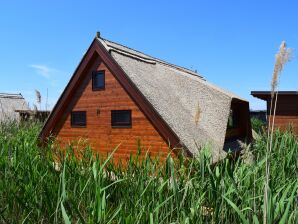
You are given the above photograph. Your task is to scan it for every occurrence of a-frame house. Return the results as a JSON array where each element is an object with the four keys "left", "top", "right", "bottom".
[{"left": 40, "top": 33, "right": 251, "bottom": 162}]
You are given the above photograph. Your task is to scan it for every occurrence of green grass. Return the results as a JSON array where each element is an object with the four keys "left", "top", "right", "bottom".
[
  {"left": 251, "top": 117, "right": 266, "bottom": 134},
  {"left": 0, "top": 122, "right": 297, "bottom": 223}
]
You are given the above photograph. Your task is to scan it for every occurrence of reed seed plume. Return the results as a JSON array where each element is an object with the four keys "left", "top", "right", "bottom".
[
  {"left": 35, "top": 89, "right": 41, "bottom": 104},
  {"left": 271, "top": 41, "right": 292, "bottom": 97},
  {"left": 35, "top": 89, "right": 42, "bottom": 111}
]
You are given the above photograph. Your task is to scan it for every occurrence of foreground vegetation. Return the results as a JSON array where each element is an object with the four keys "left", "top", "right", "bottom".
[{"left": 0, "top": 122, "right": 297, "bottom": 223}]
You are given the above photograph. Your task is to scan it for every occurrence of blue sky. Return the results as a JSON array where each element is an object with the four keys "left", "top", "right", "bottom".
[{"left": 0, "top": 0, "right": 297, "bottom": 110}]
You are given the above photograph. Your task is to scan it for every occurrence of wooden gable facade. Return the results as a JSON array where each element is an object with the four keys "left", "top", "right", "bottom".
[{"left": 40, "top": 39, "right": 182, "bottom": 160}]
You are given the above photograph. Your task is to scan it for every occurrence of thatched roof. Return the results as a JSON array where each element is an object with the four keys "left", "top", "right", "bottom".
[
  {"left": 0, "top": 93, "right": 29, "bottom": 122},
  {"left": 97, "top": 37, "right": 247, "bottom": 161}
]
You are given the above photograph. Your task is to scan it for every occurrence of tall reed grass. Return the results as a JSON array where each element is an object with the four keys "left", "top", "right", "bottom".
[
  {"left": 0, "top": 122, "right": 297, "bottom": 223},
  {"left": 264, "top": 41, "right": 292, "bottom": 223}
]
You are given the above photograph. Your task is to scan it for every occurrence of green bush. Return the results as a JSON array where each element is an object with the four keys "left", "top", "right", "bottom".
[
  {"left": 251, "top": 117, "right": 266, "bottom": 134},
  {"left": 0, "top": 122, "right": 297, "bottom": 223}
]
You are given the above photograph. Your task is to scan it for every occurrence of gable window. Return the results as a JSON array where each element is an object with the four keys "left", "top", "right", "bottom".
[
  {"left": 71, "top": 111, "right": 86, "bottom": 127},
  {"left": 111, "top": 110, "right": 132, "bottom": 128},
  {"left": 92, "top": 70, "right": 105, "bottom": 90},
  {"left": 227, "top": 109, "right": 237, "bottom": 129}
]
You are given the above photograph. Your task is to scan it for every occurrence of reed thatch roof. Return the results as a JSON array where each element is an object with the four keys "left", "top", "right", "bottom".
[
  {"left": 0, "top": 93, "right": 29, "bottom": 122},
  {"left": 97, "top": 37, "right": 247, "bottom": 161}
]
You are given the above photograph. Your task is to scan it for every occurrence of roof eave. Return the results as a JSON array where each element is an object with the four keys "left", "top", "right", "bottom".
[{"left": 251, "top": 91, "right": 271, "bottom": 101}]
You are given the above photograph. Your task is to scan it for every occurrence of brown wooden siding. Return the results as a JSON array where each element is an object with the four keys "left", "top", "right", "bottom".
[
  {"left": 268, "top": 116, "right": 298, "bottom": 133},
  {"left": 53, "top": 57, "right": 171, "bottom": 161},
  {"left": 266, "top": 95, "right": 298, "bottom": 116},
  {"left": 265, "top": 95, "right": 298, "bottom": 134}
]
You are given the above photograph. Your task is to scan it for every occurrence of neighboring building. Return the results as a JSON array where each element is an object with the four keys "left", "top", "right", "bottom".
[
  {"left": 251, "top": 91, "right": 298, "bottom": 134},
  {"left": 40, "top": 33, "right": 252, "bottom": 162},
  {"left": 0, "top": 93, "right": 29, "bottom": 122},
  {"left": 16, "top": 109, "right": 51, "bottom": 122}
]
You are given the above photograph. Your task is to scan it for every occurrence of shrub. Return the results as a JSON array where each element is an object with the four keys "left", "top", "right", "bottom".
[{"left": 251, "top": 117, "right": 266, "bottom": 134}]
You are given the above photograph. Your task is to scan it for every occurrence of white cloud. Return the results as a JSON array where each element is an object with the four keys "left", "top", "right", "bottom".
[{"left": 29, "top": 64, "right": 59, "bottom": 78}]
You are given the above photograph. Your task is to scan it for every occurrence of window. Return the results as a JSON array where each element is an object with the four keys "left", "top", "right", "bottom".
[
  {"left": 227, "top": 109, "right": 237, "bottom": 129},
  {"left": 92, "top": 71, "right": 105, "bottom": 90},
  {"left": 111, "top": 110, "right": 132, "bottom": 128},
  {"left": 71, "top": 111, "right": 86, "bottom": 127}
]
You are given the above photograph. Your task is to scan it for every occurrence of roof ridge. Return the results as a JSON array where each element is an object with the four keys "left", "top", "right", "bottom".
[
  {"left": 102, "top": 38, "right": 157, "bottom": 60},
  {"left": 0, "top": 93, "right": 23, "bottom": 99},
  {"left": 100, "top": 37, "right": 203, "bottom": 78},
  {"left": 109, "top": 48, "right": 156, "bottom": 64}
]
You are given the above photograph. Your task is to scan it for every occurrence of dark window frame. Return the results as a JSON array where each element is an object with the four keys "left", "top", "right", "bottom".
[
  {"left": 111, "top": 110, "right": 132, "bottom": 128},
  {"left": 92, "top": 70, "right": 105, "bottom": 91},
  {"left": 71, "top": 111, "right": 87, "bottom": 127}
]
